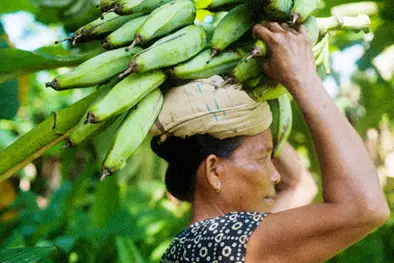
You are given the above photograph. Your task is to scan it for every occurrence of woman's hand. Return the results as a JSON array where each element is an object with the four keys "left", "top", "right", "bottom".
[
  {"left": 270, "top": 142, "right": 318, "bottom": 212},
  {"left": 252, "top": 22, "right": 317, "bottom": 93}
]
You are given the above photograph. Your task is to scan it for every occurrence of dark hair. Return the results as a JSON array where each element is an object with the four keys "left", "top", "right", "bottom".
[{"left": 151, "top": 134, "right": 243, "bottom": 202}]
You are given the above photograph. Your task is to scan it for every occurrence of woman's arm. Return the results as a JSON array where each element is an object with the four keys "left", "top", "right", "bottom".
[
  {"left": 270, "top": 142, "right": 318, "bottom": 213},
  {"left": 246, "top": 22, "right": 390, "bottom": 263}
]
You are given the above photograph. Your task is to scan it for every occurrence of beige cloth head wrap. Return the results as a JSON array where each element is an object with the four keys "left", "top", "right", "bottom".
[{"left": 150, "top": 76, "right": 272, "bottom": 140}]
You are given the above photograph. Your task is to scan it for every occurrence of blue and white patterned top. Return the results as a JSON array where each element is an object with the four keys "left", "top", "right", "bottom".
[{"left": 161, "top": 212, "right": 269, "bottom": 263}]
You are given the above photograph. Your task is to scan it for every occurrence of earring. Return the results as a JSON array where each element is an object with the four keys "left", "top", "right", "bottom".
[
  {"left": 215, "top": 187, "right": 221, "bottom": 194},
  {"left": 273, "top": 178, "right": 280, "bottom": 185}
]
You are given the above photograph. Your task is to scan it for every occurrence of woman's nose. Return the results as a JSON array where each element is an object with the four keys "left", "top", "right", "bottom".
[{"left": 271, "top": 166, "right": 281, "bottom": 185}]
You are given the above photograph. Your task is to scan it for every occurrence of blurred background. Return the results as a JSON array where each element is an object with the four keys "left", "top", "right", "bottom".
[{"left": 0, "top": 0, "right": 394, "bottom": 262}]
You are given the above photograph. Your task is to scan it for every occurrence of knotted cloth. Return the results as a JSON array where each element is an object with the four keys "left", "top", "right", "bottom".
[{"left": 150, "top": 76, "right": 272, "bottom": 140}]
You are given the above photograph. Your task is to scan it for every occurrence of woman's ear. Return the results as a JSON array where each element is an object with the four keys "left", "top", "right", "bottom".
[{"left": 204, "top": 154, "right": 222, "bottom": 193}]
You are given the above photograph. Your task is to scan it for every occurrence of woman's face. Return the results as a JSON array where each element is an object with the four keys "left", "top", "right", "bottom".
[{"left": 219, "top": 129, "right": 280, "bottom": 212}]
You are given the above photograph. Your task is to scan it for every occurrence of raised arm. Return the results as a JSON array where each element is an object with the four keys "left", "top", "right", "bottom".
[
  {"left": 246, "top": 22, "right": 390, "bottom": 263},
  {"left": 270, "top": 142, "right": 318, "bottom": 213}
]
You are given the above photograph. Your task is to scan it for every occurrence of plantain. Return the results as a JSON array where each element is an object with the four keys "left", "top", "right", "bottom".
[
  {"left": 170, "top": 48, "right": 244, "bottom": 79},
  {"left": 291, "top": 0, "right": 321, "bottom": 24},
  {"left": 99, "top": 0, "right": 120, "bottom": 12},
  {"left": 101, "top": 89, "right": 164, "bottom": 180},
  {"left": 206, "top": 0, "right": 243, "bottom": 12},
  {"left": 247, "top": 78, "right": 288, "bottom": 102},
  {"left": 86, "top": 70, "right": 166, "bottom": 123},
  {"left": 46, "top": 47, "right": 142, "bottom": 90},
  {"left": 264, "top": 0, "right": 293, "bottom": 21},
  {"left": 113, "top": 0, "right": 174, "bottom": 15},
  {"left": 102, "top": 15, "right": 148, "bottom": 49},
  {"left": 227, "top": 56, "right": 262, "bottom": 84},
  {"left": 63, "top": 79, "right": 122, "bottom": 148},
  {"left": 56, "top": 12, "right": 143, "bottom": 45},
  {"left": 210, "top": 4, "right": 256, "bottom": 59},
  {"left": 126, "top": 0, "right": 196, "bottom": 50},
  {"left": 120, "top": 24, "right": 208, "bottom": 77},
  {"left": 268, "top": 93, "right": 293, "bottom": 158}
]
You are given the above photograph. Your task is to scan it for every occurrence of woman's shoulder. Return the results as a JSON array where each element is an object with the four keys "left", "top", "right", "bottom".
[{"left": 161, "top": 212, "right": 269, "bottom": 262}]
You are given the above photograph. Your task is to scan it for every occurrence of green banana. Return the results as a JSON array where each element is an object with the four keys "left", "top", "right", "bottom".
[
  {"left": 102, "top": 15, "right": 148, "bottom": 49},
  {"left": 56, "top": 12, "right": 142, "bottom": 45},
  {"left": 206, "top": 0, "right": 243, "bottom": 12},
  {"left": 268, "top": 93, "right": 293, "bottom": 158},
  {"left": 101, "top": 89, "right": 164, "bottom": 179},
  {"left": 290, "top": 0, "right": 321, "bottom": 24},
  {"left": 46, "top": 47, "right": 142, "bottom": 90},
  {"left": 228, "top": 56, "right": 262, "bottom": 84},
  {"left": 99, "top": 0, "right": 120, "bottom": 12},
  {"left": 113, "top": 0, "right": 174, "bottom": 15},
  {"left": 170, "top": 48, "right": 244, "bottom": 79},
  {"left": 210, "top": 4, "right": 256, "bottom": 59},
  {"left": 63, "top": 79, "right": 122, "bottom": 148},
  {"left": 86, "top": 70, "right": 166, "bottom": 123},
  {"left": 264, "top": 0, "right": 293, "bottom": 20},
  {"left": 247, "top": 81, "right": 288, "bottom": 102},
  {"left": 120, "top": 24, "right": 208, "bottom": 76},
  {"left": 126, "top": 0, "right": 196, "bottom": 50}
]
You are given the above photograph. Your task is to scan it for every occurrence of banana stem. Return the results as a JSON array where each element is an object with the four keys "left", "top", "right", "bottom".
[
  {"left": 317, "top": 14, "right": 371, "bottom": 34},
  {"left": 0, "top": 92, "right": 100, "bottom": 182}
]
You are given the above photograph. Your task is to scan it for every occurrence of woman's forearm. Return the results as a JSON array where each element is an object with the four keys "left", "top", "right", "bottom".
[{"left": 291, "top": 75, "right": 388, "bottom": 220}]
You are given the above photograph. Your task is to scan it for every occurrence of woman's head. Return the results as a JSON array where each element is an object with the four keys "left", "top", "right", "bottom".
[{"left": 151, "top": 129, "right": 281, "bottom": 212}]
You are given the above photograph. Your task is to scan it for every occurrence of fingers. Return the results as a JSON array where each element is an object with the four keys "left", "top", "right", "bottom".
[
  {"left": 253, "top": 24, "right": 275, "bottom": 44},
  {"left": 261, "top": 21, "right": 285, "bottom": 33},
  {"left": 281, "top": 23, "right": 298, "bottom": 35}
]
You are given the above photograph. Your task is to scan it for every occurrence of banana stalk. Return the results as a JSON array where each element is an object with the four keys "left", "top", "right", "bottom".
[
  {"left": 86, "top": 70, "right": 166, "bottom": 123},
  {"left": 317, "top": 14, "right": 371, "bottom": 34},
  {"left": 101, "top": 89, "right": 164, "bottom": 180},
  {"left": 46, "top": 47, "right": 142, "bottom": 90},
  {"left": 0, "top": 92, "right": 100, "bottom": 182}
]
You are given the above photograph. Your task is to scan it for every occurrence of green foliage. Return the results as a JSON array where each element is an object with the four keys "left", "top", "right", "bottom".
[
  {"left": 0, "top": 43, "right": 105, "bottom": 85},
  {"left": 0, "top": 0, "right": 394, "bottom": 262},
  {"left": 0, "top": 246, "right": 57, "bottom": 263}
]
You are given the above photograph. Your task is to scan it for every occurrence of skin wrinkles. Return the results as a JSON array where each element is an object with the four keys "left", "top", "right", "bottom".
[{"left": 192, "top": 129, "right": 281, "bottom": 222}]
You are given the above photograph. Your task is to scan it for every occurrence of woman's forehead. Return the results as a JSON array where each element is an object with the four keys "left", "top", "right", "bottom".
[{"left": 237, "top": 130, "right": 273, "bottom": 154}]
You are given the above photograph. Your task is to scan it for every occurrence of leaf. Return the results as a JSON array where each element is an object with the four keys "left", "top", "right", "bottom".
[
  {"left": 0, "top": 44, "right": 105, "bottom": 84},
  {"left": 116, "top": 236, "right": 146, "bottom": 263},
  {"left": 0, "top": 79, "right": 19, "bottom": 119},
  {"left": 0, "top": 91, "right": 101, "bottom": 182},
  {"left": 0, "top": 246, "right": 56, "bottom": 263},
  {"left": 89, "top": 176, "right": 120, "bottom": 228},
  {"left": 0, "top": 0, "right": 36, "bottom": 14}
]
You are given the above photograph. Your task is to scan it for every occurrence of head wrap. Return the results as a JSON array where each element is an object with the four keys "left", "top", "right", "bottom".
[{"left": 151, "top": 75, "right": 272, "bottom": 140}]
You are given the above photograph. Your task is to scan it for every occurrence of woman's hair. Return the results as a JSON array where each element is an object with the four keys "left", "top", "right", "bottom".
[{"left": 151, "top": 134, "right": 243, "bottom": 202}]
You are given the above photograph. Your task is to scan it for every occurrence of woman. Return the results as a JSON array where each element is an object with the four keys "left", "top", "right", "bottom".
[{"left": 152, "top": 22, "right": 390, "bottom": 262}]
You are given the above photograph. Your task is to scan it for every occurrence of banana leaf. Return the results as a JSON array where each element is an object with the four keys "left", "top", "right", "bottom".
[
  {"left": 0, "top": 91, "right": 100, "bottom": 182},
  {"left": 0, "top": 246, "right": 56, "bottom": 263},
  {"left": 0, "top": 43, "right": 105, "bottom": 84}
]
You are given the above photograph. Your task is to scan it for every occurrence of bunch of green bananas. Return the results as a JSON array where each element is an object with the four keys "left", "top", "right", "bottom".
[{"left": 46, "top": 0, "right": 371, "bottom": 179}]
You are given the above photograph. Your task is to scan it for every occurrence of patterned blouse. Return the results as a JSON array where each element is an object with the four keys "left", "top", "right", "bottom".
[{"left": 161, "top": 211, "right": 269, "bottom": 263}]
